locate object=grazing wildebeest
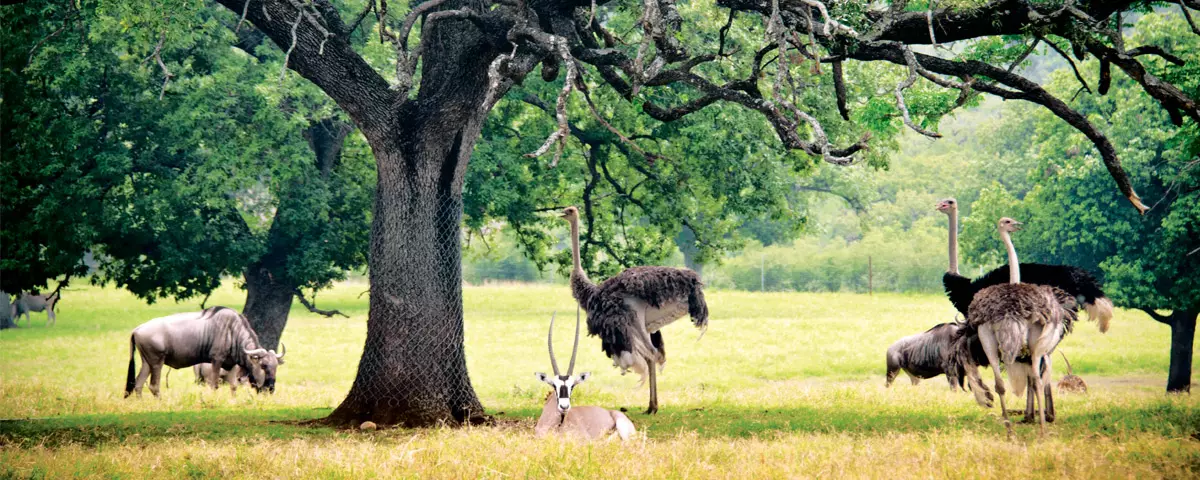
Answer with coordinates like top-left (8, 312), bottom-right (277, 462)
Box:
top-left (12, 292), bottom-right (59, 326)
top-left (125, 306), bottom-right (283, 397)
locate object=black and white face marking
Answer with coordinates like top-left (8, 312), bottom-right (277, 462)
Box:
top-left (535, 372), bottom-right (591, 413)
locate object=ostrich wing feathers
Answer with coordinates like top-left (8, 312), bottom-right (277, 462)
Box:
top-left (945, 263), bottom-right (1107, 318)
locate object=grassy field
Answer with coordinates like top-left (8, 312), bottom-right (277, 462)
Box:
top-left (1, 282), bottom-right (1196, 478)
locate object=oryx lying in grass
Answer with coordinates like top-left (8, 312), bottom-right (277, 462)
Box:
top-left (534, 310), bottom-right (636, 441)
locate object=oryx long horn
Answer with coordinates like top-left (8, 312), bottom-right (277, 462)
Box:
top-left (567, 306), bottom-right (581, 376)
top-left (547, 312), bottom-right (561, 376)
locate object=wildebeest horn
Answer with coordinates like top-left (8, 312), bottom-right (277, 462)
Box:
top-left (547, 312), bottom-right (560, 376)
top-left (245, 348), bottom-right (268, 357)
top-left (277, 343), bottom-right (286, 359)
top-left (567, 306), bottom-right (581, 376)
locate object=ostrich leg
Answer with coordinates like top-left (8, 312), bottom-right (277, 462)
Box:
top-left (978, 328), bottom-right (1013, 440)
top-left (646, 356), bottom-right (659, 414)
top-left (1032, 353), bottom-right (1047, 437)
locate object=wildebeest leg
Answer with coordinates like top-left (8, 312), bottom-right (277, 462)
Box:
top-left (204, 360), bottom-right (221, 390)
top-left (133, 348), bottom-right (155, 398)
top-left (224, 368), bottom-right (238, 396)
top-left (46, 308), bottom-right (55, 326)
top-left (148, 362), bottom-right (164, 397)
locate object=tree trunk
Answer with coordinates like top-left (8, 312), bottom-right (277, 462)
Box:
top-left (1166, 310), bottom-right (1197, 393)
top-left (0, 291), bottom-right (14, 330)
top-left (676, 225), bottom-right (704, 277)
top-left (242, 265), bottom-right (294, 351)
top-left (325, 19), bottom-right (499, 426)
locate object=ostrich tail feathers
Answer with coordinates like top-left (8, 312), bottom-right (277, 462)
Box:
top-left (1085, 297), bottom-right (1114, 333)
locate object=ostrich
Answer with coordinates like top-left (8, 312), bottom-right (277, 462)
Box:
top-left (937, 198), bottom-right (1103, 421)
top-left (936, 199), bottom-right (1112, 331)
top-left (561, 206), bottom-right (708, 414)
top-left (969, 217), bottom-right (1077, 437)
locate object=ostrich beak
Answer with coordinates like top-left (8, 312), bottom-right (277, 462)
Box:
top-left (1012, 221), bottom-right (1023, 231)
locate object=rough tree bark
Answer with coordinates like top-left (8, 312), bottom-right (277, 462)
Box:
top-left (241, 118), bottom-right (352, 350)
top-left (242, 265), bottom-right (294, 350)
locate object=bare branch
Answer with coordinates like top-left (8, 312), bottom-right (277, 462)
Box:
top-left (896, 47), bottom-right (942, 138)
top-left (1040, 35), bottom-right (1092, 94)
top-left (144, 29), bottom-right (174, 100)
top-left (295, 288), bottom-right (349, 318)
top-left (236, 0), bottom-right (251, 32)
top-left (1182, 2), bottom-right (1200, 35)
top-left (1006, 38), bottom-right (1039, 73)
top-left (1126, 45), bottom-right (1186, 66)
top-left (521, 33), bottom-right (579, 167)
top-left (279, 8), bottom-right (302, 83)
top-left (348, 0), bottom-right (376, 37)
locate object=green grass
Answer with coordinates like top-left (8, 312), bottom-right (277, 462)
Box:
top-left (1, 283), bottom-right (1197, 478)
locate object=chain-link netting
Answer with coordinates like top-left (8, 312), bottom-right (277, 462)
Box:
top-left (332, 197), bottom-right (482, 425)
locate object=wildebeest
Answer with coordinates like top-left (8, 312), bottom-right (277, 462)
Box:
top-left (12, 291), bottom-right (59, 326)
top-left (125, 306), bottom-right (283, 397)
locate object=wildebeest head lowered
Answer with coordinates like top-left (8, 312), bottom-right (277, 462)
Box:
top-left (125, 306), bottom-right (285, 398)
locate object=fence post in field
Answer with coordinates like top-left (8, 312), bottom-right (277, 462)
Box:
top-left (760, 253), bottom-right (765, 292)
top-left (868, 255), bottom-right (873, 296)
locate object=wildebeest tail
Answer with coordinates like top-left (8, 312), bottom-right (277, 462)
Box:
top-left (125, 335), bottom-right (137, 396)
top-left (688, 283), bottom-right (708, 334)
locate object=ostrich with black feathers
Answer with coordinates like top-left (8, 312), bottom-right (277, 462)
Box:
top-left (561, 206), bottom-right (709, 414)
top-left (936, 199), bottom-right (1113, 331)
top-left (938, 198), bottom-right (1106, 423)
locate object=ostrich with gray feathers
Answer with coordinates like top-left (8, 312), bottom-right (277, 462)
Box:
top-left (561, 206), bottom-right (708, 415)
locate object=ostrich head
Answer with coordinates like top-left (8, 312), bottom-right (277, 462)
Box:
top-left (560, 206), bottom-right (580, 222)
top-left (534, 309), bottom-right (590, 414)
top-left (997, 217), bottom-right (1023, 233)
top-left (935, 198), bottom-right (957, 214)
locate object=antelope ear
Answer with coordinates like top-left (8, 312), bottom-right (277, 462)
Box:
top-left (576, 372), bottom-right (591, 384)
top-left (534, 372), bottom-right (549, 383)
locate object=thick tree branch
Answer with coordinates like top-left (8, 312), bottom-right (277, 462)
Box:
top-left (851, 42), bottom-right (1148, 213)
top-left (1139, 307), bottom-right (1172, 325)
top-left (213, 0), bottom-right (397, 132)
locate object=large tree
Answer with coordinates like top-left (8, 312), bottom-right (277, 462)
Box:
top-left (11, 0), bottom-right (1198, 425)
top-left (962, 11), bottom-right (1199, 392)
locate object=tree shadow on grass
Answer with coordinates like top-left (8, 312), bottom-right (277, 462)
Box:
top-left (0, 408), bottom-right (337, 448)
top-left (2, 401), bottom-right (1195, 447)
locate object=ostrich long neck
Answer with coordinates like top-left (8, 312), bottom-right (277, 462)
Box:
top-left (569, 217), bottom-right (587, 280)
top-left (1001, 230), bottom-right (1020, 284)
top-left (947, 209), bottom-right (959, 275)
top-left (568, 216), bottom-right (596, 304)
